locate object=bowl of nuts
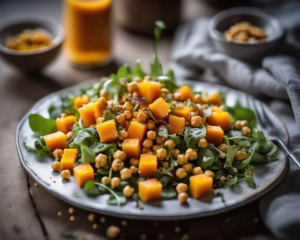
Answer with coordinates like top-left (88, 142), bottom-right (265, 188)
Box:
top-left (208, 7), bottom-right (284, 63)
top-left (0, 18), bottom-right (64, 72)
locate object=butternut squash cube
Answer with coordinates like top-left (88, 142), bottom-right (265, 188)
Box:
top-left (60, 149), bottom-right (78, 170)
top-left (208, 111), bottom-right (231, 132)
top-left (177, 86), bottom-right (194, 101)
top-left (149, 97), bottom-right (170, 120)
top-left (78, 103), bottom-right (96, 127)
top-left (139, 154), bottom-right (157, 178)
top-left (127, 121), bottom-right (147, 144)
top-left (190, 174), bottom-right (213, 199)
top-left (206, 125), bottom-right (224, 146)
top-left (169, 115), bottom-right (185, 135)
top-left (122, 139), bottom-right (141, 159)
top-left (74, 96), bottom-right (89, 109)
top-left (97, 120), bottom-right (118, 143)
top-left (73, 163), bottom-right (94, 188)
top-left (93, 101), bottom-right (103, 119)
top-left (56, 115), bottom-right (77, 134)
top-left (138, 81), bottom-right (161, 103)
top-left (172, 106), bottom-right (195, 121)
top-left (44, 131), bottom-right (67, 152)
top-left (138, 178), bottom-right (162, 202)
top-left (208, 93), bottom-right (223, 106)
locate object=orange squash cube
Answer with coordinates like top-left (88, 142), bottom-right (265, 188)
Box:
top-left (169, 115), bottom-right (185, 135)
top-left (208, 111), bottom-right (231, 132)
top-left (74, 95), bottom-right (89, 109)
top-left (177, 86), bottom-right (194, 101)
top-left (56, 115), bottom-right (77, 134)
top-left (127, 121), bottom-right (147, 144)
top-left (44, 131), bottom-right (67, 152)
top-left (208, 93), bottom-right (223, 106)
top-left (206, 125), bottom-right (224, 146)
top-left (122, 139), bottom-right (141, 159)
top-left (93, 101), bottom-right (103, 119)
top-left (138, 81), bottom-right (161, 103)
top-left (78, 103), bottom-right (96, 127)
top-left (190, 174), bottom-right (213, 199)
top-left (139, 154), bottom-right (157, 178)
top-left (149, 97), bottom-right (170, 120)
top-left (60, 149), bottom-right (78, 170)
top-left (73, 163), bottom-right (94, 188)
top-left (97, 120), bottom-right (118, 143)
top-left (138, 178), bottom-right (162, 202)
top-left (172, 106), bottom-right (195, 121)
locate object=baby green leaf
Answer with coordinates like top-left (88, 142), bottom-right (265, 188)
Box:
top-left (244, 167), bottom-right (256, 188)
top-left (107, 193), bottom-right (127, 205)
top-left (234, 142), bottom-right (258, 170)
top-left (197, 149), bottom-right (214, 171)
top-left (184, 126), bottom-right (206, 149)
top-left (161, 186), bottom-right (177, 200)
top-left (117, 64), bottom-right (132, 82)
top-left (133, 59), bottom-right (146, 79)
top-left (90, 142), bottom-right (117, 154)
top-left (28, 114), bottom-right (57, 136)
top-left (83, 180), bottom-right (100, 195)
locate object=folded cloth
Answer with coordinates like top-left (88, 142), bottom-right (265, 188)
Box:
top-left (169, 1), bottom-right (300, 239)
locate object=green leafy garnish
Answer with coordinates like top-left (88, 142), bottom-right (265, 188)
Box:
top-left (28, 114), bottom-right (56, 136)
top-left (184, 126), bottom-right (206, 149)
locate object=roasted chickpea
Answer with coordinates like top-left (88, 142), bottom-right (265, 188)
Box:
top-left (164, 139), bottom-right (175, 149)
top-left (137, 112), bottom-right (147, 122)
top-left (192, 167), bottom-right (203, 175)
top-left (174, 92), bottom-right (183, 101)
top-left (176, 183), bottom-right (188, 193)
top-left (147, 131), bottom-right (156, 140)
top-left (161, 88), bottom-right (169, 94)
top-left (61, 170), bottom-right (70, 180)
top-left (191, 116), bottom-right (203, 127)
top-left (88, 213), bottom-right (95, 222)
top-left (182, 163), bottom-right (193, 173)
top-left (123, 185), bottom-right (134, 198)
top-left (157, 148), bottom-right (167, 160)
top-left (242, 127), bottom-right (251, 136)
top-left (236, 151), bottom-right (247, 161)
top-left (196, 104), bottom-right (204, 116)
top-left (128, 82), bottom-right (138, 93)
top-left (132, 111), bottom-right (138, 118)
top-left (111, 177), bottom-right (120, 189)
top-left (130, 166), bottom-right (139, 175)
top-left (113, 150), bottom-right (126, 161)
top-left (152, 145), bottom-right (161, 153)
top-left (98, 97), bottom-right (108, 109)
top-left (51, 161), bottom-right (60, 171)
top-left (53, 148), bottom-right (63, 158)
top-left (198, 138), bottom-right (207, 149)
top-left (234, 120), bottom-right (242, 130)
top-left (66, 131), bottom-right (74, 141)
top-left (123, 110), bottom-right (132, 120)
top-left (201, 116), bottom-right (207, 124)
top-left (100, 89), bottom-right (110, 99)
top-left (130, 158), bottom-right (139, 166)
top-left (161, 161), bottom-right (170, 167)
top-left (178, 192), bottom-right (188, 203)
top-left (220, 176), bottom-right (226, 182)
top-left (112, 159), bottom-right (124, 172)
top-left (61, 113), bottom-right (67, 118)
top-left (89, 124), bottom-right (96, 128)
top-left (146, 120), bottom-right (156, 130)
top-left (96, 117), bottom-right (104, 125)
top-left (188, 112), bottom-right (197, 121)
top-left (218, 144), bottom-right (228, 153)
top-left (177, 154), bottom-right (188, 165)
top-left (116, 114), bottom-right (125, 124)
top-left (120, 168), bottom-right (132, 180)
top-left (204, 170), bottom-right (215, 178)
top-left (241, 120), bottom-right (248, 128)
top-left (118, 130), bottom-right (128, 141)
top-left (95, 153), bottom-right (108, 168)
top-left (176, 168), bottom-right (187, 179)
top-left (156, 136), bottom-right (166, 145)
top-left (122, 102), bottom-right (134, 111)
top-left (142, 148), bottom-right (152, 154)
top-left (101, 176), bottom-right (109, 185)
top-left (133, 76), bottom-right (142, 83)
top-left (143, 139), bottom-right (153, 148)
top-left (194, 94), bottom-right (202, 104)
top-left (185, 149), bottom-right (198, 161)
top-left (106, 225), bottom-right (120, 239)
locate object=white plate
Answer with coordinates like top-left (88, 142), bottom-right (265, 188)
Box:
top-left (16, 80), bottom-right (288, 220)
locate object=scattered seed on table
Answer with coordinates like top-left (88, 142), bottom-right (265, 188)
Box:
top-left (121, 220), bottom-right (127, 226)
top-left (175, 226), bottom-right (181, 232)
top-left (181, 234), bottom-right (189, 240)
top-left (106, 225), bottom-right (120, 238)
top-left (68, 208), bottom-right (74, 214)
top-left (93, 224), bottom-right (98, 229)
top-left (140, 234), bottom-right (147, 240)
top-left (57, 211), bottom-right (62, 216)
top-left (88, 213), bottom-right (95, 222)
top-left (70, 216), bottom-right (75, 221)
top-left (34, 183), bottom-right (38, 187)
top-left (100, 216), bottom-right (106, 223)
top-left (158, 233), bottom-right (164, 239)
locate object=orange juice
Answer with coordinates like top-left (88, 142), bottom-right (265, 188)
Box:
top-left (64, 0), bottom-right (112, 67)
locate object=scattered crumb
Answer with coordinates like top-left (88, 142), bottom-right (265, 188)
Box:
top-left (92, 224), bottom-right (98, 229)
top-left (70, 216), bottom-right (75, 221)
top-left (121, 220), bottom-right (127, 226)
top-left (175, 226), bottom-right (181, 232)
top-left (68, 207), bottom-right (74, 214)
top-left (88, 213), bottom-right (95, 222)
top-left (53, 181), bottom-right (56, 183)
top-left (181, 234), bottom-right (189, 240)
top-left (100, 216), bottom-right (106, 223)
top-left (57, 211), bottom-right (62, 216)
top-left (34, 183), bottom-right (38, 187)
top-left (106, 225), bottom-right (120, 238)
top-left (140, 234), bottom-right (147, 240)
top-left (158, 233), bottom-right (164, 239)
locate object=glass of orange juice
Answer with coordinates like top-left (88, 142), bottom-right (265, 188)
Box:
top-left (64, 0), bottom-right (112, 68)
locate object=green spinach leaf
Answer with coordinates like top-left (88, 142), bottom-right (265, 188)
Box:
top-left (184, 126), bottom-right (206, 149)
top-left (161, 186), bottom-right (177, 200)
top-left (197, 148), bottom-right (214, 171)
top-left (28, 114), bottom-right (57, 136)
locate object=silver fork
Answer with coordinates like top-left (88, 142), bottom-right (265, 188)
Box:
top-left (247, 96), bottom-right (300, 169)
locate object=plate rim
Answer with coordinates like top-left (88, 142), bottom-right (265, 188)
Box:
top-left (16, 79), bottom-right (289, 220)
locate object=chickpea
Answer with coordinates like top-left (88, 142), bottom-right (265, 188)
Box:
top-left (197, 138), bottom-right (207, 149)
top-left (122, 102), bottom-right (134, 111)
top-left (157, 148), bottom-right (167, 160)
top-left (217, 144), bottom-right (228, 154)
top-left (177, 154), bottom-right (188, 165)
top-left (147, 131), bottom-right (156, 140)
top-left (132, 92), bottom-right (141, 98)
top-left (68, 208), bottom-right (74, 214)
top-left (88, 213), bottom-right (95, 222)
top-left (176, 183), bottom-right (188, 193)
top-left (123, 185), bottom-right (134, 198)
top-left (119, 168), bottom-right (132, 180)
top-left (142, 148), bottom-right (152, 154)
top-left (89, 124), bottom-right (96, 128)
top-left (66, 131), bottom-right (74, 141)
top-left (201, 116), bottom-right (207, 124)
top-left (241, 120), bottom-right (248, 127)
top-left (161, 88), bottom-right (169, 94)
top-left (130, 165), bottom-right (139, 175)
top-left (106, 225), bottom-right (120, 239)
top-left (220, 176), bottom-right (226, 182)
top-left (185, 149), bottom-right (198, 161)
top-left (133, 76), bottom-right (142, 83)
top-left (146, 120), bottom-right (156, 130)
top-left (234, 120), bottom-right (242, 130)
top-left (53, 148), bottom-right (63, 158)
top-left (174, 92), bottom-right (183, 101)
top-left (242, 127), bottom-right (251, 136)
top-left (183, 163), bottom-right (193, 173)
top-left (204, 170), bottom-right (215, 178)
top-left (113, 150), bottom-right (126, 161)
top-left (188, 112), bottom-right (197, 122)
top-left (196, 104), bottom-right (204, 116)
top-left (96, 117), bottom-right (104, 125)
top-left (61, 170), bottom-right (70, 180)
top-left (51, 161), bottom-right (60, 171)
top-left (164, 139), bottom-right (175, 149)
top-left (116, 114), bottom-right (125, 124)
top-left (192, 167), bottom-right (203, 175)
top-left (137, 112), bottom-right (147, 122)
top-left (176, 168), bottom-right (187, 179)
top-left (236, 151), bottom-right (247, 161)
top-left (152, 145), bottom-right (161, 153)
top-left (144, 151), bottom-right (153, 155)
top-left (156, 136), bottom-right (166, 145)
top-left (61, 113), bottom-right (67, 118)
top-left (161, 161), bottom-right (170, 167)
top-left (98, 97), bottom-right (108, 109)
top-left (138, 103), bottom-right (147, 110)
top-left (101, 176), bottom-right (109, 185)
top-left (171, 149), bottom-right (179, 159)
top-left (123, 110), bottom-right (132, 120)
top-left (82, 94), bottom-right (89, 101)
top-left (178, 192), bottom-right (188, 203)
top-left (130, 158), bottom-right (139, 166)
top-left (100, 89), bottom-right (110, 99)
top-left (118, 130), bottom-right (128, 141)
top-left (132, 111), bottom-right (138, 118)
top-left (191, 116), bottom-right (202, 127)
top-left (128, 82), bottom-right (138, 93)
top-left (112, 159), bottom-right (124, 171)
top-left (194, 94), bottom-right (202, 104)
top-left (111, 177), bottom-right (120, 189)
top-left (95, 154), bottom-right (107, 168)
top-left (143, 139), bottom-right (153, 148)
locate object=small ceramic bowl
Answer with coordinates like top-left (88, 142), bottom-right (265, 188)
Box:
top-left (0, 18), bottom-right (64, 72)
top-left (208, 7), bottom-right (284, 63)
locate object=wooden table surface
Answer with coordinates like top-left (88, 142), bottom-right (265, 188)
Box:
top-left (0, 1), bottom-right (275, 240)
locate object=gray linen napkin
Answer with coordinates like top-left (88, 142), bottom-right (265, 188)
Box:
top-left (169, 2), bottom-right (300, 239)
